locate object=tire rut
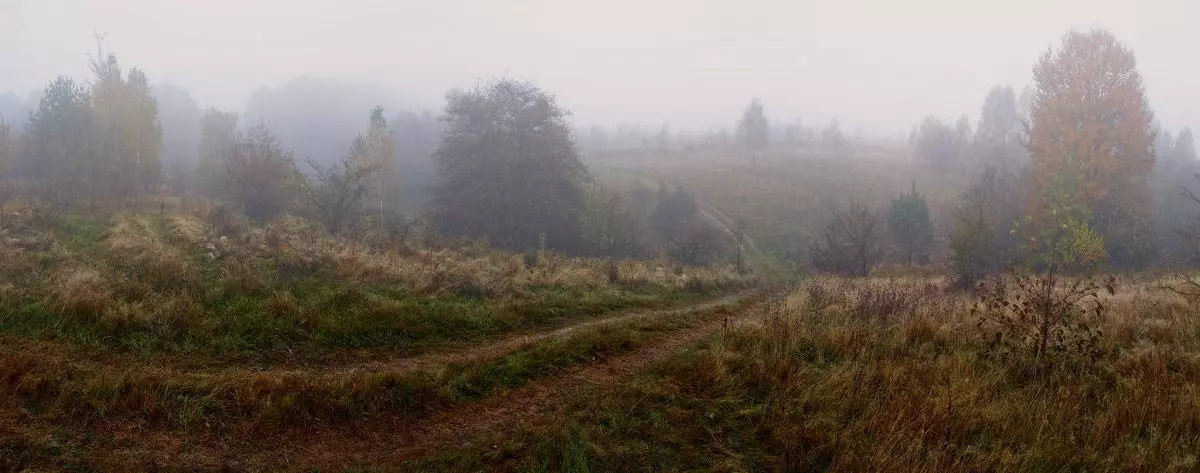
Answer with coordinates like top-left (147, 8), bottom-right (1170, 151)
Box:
top-left (190, 299), bottom-right (770, 472)
top-left (0, 291), bottom-right (754, 382)
top-left (332, 290), bottom-right (755, 376)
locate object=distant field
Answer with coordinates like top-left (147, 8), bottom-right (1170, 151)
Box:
top-left (588, 144), bottom-right (969, 266)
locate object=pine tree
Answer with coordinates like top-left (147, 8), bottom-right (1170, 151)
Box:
top-left (888, 181), bottom-right (934, 266)
top-left (737, 99), bottom-right (769, 152)
top-left (25, 77), bottom-right (93, 204)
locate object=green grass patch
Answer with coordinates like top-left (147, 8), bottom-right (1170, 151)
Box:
top-left (2, 300), bottom-right (727, 432)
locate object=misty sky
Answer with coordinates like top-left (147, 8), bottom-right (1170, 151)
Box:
top-left (1, 0), bottom-right (1199, 136)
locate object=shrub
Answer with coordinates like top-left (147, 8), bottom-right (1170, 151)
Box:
top-left (973, 273), bottom-right (1113, 364)
top-left (809, 199), bottom-right (882, 277)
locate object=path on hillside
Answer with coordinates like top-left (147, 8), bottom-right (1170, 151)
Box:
top-left (162, 298), bottom-right (773, 472)
top-left (0, 290), bottom-right (755, 383)
top-left (2, 291), bottom-right (766, 471)
top-left (694, 196), bottom-right (767, 264)
top-left (394, 299), bottom-right (768, 462)
top-left (331, 290), bottom-right (756, 375)
top-left (634, 168), bottom-right (768, 271)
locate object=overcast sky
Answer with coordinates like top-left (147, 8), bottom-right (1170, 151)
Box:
top-left (1, 0), bottom-right (1198, 135)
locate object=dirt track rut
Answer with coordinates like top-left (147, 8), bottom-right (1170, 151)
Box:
top-left (95, 295), bottom-right (769, 472)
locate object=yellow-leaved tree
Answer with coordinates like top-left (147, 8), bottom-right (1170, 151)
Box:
top-left (1026, 29), bottom-right (1157, 268)
top-left (90, 49), bottom-right (162, 197)
top-left (349, 106), bottom-right (398, 226)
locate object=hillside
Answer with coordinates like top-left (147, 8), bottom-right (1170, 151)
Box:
top-left (589, 144), bottom-right (970, 266)
top-left (412, 276), bottom-right (1200, 472)
top-left (0, 199), bottom-right (761, 470)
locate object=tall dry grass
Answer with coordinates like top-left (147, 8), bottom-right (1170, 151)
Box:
top-left (192, 214), bottom-right (753, 299)
top-left (0, 203), bottom-right (753, 358)
top-left (675, 276), bottom-right (1200, 471)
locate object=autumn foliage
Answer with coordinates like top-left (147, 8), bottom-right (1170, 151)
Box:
top-left (1026, 30), bottom-right (1157, 268)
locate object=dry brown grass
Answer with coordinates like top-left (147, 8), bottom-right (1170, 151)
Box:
top-left (203, 215), bottom-right (757, 299)
top-left (415, 275), bottom-right (1200, 472)
top-left (106, 214), bottom-right (201, 294)
top-left (49, 267), bottom-right (112, 322)
top-left (691, 276), bottom-right (1200, 471)
top-left (1, 202), bottom-right (752, 361)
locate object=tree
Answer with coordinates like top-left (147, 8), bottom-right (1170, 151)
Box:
top-left (954, 116), bottom-right (974, 165)
top-left (649, 186), bottom-right (729, 264)
top-left (913, 116), bottom-right (954, 169)
top-left (1152, 128), bottom-right (1200, 264)
top-left (913, 116), bottom-right (971, 171)
top-left (821, 119), bottom-right (844, 150)
top-left (737, 99), bottom-right (769, 152)
top-left (392, 109), bottom-right (441, 214)
top-left (197, 109), bottom-right (239, 196)
top-left (651, 124), bottom-right (671, 156)
top-left (243, 76), bottom-right (397, 167)
top-left (975, 85), bottom-right (1025, 173)
top-left (296, 155), bottom-right (379, 235)
top-left (431, 78), bottom-right (587, 252)
top-left (783, 119), bottom-right (810, 144)
top-left (1026, 29), bottom-right (1157, 269)
top-left (810, 199), bottom-right (882, 277)
top-left (1166, 174), bottom-right (1200, 294)
top-left (888, 182), bottom-right (933, 266)
top-left (89, 51), bottom-right (162, 196)
top-left (221, 124), bottom-right (296, 222)
top-left (349, 106), bottom-right (398, 225)
top-left (154, 83), bottom-right (203, 193)
top-left (974, 184), bottom-right (1110, 364)
top-left (950, 167), bottom-right (1021, 287)
top-left (672, 223), bottom-right (727, 266)
top-left (651, 186), bottom-right (697, 236)
top-left (23, 77), bottom-right (94, 204)
top-left (581, 184), bottom-right (644, 260)
top-left (0, 115), bottom-right (10, 180)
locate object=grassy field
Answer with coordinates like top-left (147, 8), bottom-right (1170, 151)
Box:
top-left (0, 201), bottom-right (749, 364)
top-left (4, 152), bottom-right (1198, 472)
top-left (414, 276), bottom-right (1200, 472)
top-left (0, 199), bottom-right (758, 471)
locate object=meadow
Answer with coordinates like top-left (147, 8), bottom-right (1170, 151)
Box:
top-left (0, 198), bottom-right (755, 471)
top-left (6, 151), bottom-right (1194, 472)
top-left (415, 276), bottom-right (1200, 473)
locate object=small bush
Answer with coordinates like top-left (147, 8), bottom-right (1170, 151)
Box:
top-left (849, 281), bottom-right (922, 320)
top-left (973, 273), bottom-right (1113, 364)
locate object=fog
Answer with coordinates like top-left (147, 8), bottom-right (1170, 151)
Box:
top-left (2, 0), bottom-right (1199, 134)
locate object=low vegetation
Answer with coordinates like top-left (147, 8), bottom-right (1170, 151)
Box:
top-left (416, 276), bottom-right (1200, 472)
top-left (0, 201), bottom-right (751, 366)
top-left (2, 20), bottom-right (1200, 473)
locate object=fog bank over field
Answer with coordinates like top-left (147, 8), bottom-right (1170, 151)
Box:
top-left (2, 0), bottom-right (1199, 134)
